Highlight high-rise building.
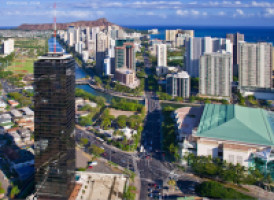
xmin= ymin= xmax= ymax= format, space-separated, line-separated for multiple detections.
xmin=67 ymin=26 xmax=75 ymax=47
xmin=199 ymin=51 xmax=233 ymax=97
xmin=96 ymin=32 xmax=108 ymax=75
xmin=166 ymin=30 xmax=178 ymax=42
xmin=1 ymin=38 xmax=14 ymax=55
xmin=85 ymin=27 xmax=90 ymax=50
xmin=185 ymin=37 xmax=233 ymax=77
xmin=166 ymin=29 xmax=194 ymax=45
xmin=226 ymin=33 xmax=244 ymax=76
xmin=166 ymin=71 xmax=190 ymax=98
xmin=156 ymin=44 xmax=167 ymax=67
xmin=74 ymin=27 xmax=80 ymax=44
xmin=104 ymin=56 xmax=111 ymax=76
xmin=115 ymin=39 xmax=135 ymax=70
xmin=114 ymin=39 xmax=138 ymax=87
xmin=239 ymin=42 xmax=272 ymax=89
xmin=34 ymin=52 xmax=75 ymax=199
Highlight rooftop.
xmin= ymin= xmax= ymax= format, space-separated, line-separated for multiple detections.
xmin=196 ymin=104 xmax=274 ymax=146
xmin=10 ymin=109 xmax=22 ymax=117
xmin=175 ymin=107 xmax=203 ymax=135
xmin=167 ymin=71 xmax=190 ymax=79
xmin=38 ymin=52 xmax=72 ymax=60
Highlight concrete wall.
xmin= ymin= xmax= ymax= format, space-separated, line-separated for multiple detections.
xmin=223 ymin=148 xmax=251 ymax=167
xmin=197 ymin=140 xmax=219 ymax=158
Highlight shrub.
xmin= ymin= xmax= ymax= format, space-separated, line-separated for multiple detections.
xmin=195 ymin=181 xmax=255 ymax=199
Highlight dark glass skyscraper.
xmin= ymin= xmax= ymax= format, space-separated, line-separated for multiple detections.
xmin=34 ymin=52 xmax=75 ymax=199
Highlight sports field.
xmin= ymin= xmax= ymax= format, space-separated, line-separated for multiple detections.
xmin=6 ymin=59 xmax=34 ymax=74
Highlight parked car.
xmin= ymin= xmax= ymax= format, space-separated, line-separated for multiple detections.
xmin=88 ymin=161 xmax=98 ymax=166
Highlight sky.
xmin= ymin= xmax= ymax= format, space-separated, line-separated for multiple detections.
xmin=0 ymin=0 xmax=274 ymax=26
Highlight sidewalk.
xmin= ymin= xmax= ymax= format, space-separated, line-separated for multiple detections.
xmin=242 ymin=185 xmax=274 ymax=200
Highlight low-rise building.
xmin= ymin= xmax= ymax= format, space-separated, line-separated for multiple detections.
xmin=75 ymin=98 xmax=97 ymax=109
xmin=0 ymin=100 xmax=7 ymax=111
xmin=73 ymin=171 xmax=128 ymax=200
xmin=0 ymin=114 xmax=13 ymax=130
xmin=174 ymin=107 xmax=203 ymax=156
xmin=119 ymin=127 xmax=137 ymax=140
xmin=176 ymin=104 xmax=274 ymax=169
xmin=10 ymin=109 xmax=23 ymax=123
xmin=7 ymin=100 xmax=19 ymax=107
xmin=20 ymin=107 xmax=34 ymax=117
xmin=115 ymin=68 xmax=139 ymax=89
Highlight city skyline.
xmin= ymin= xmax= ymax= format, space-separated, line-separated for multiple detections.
xmin=0 ymin=0 xmax=274 ymax=26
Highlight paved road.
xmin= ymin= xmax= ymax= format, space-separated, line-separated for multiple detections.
xmin=75 ymin=49 xmax=200 ymax=199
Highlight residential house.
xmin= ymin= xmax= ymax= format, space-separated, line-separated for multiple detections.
xmin=0 ymin=113 xmax=13 ymax=131
xmin=10 ymin=109 xmax=23 ymax=122
xmin=119 ymin=127 xmax=137 ymax=140
xmin=7 ymin=100 xmax=19 ymax=107
xmin=0 ymin=100 xmax=7 ymax=111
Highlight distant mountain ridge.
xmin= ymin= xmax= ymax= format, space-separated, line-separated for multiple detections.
xmin=17 ymin=18 xmax=120 ymax=30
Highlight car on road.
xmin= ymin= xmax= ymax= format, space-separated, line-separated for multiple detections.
xmin=88 ymin=161 xmax=98 ymax=166
xmin=96 ymin=137 xmax=104 ymax=143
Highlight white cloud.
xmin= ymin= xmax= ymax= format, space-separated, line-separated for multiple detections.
xmin=176 ymin=9 xmax=207 ymax=17
xmin=218 ymin=11 xmax=226 ymax=16
xmin=264 ymin=8 xmax=274 ymax=17
xmin=233 ymin=9 xmax=244 ymax=17
xmin=4 ymin=10 xmax=105 ymax=19
xmin=251 ymin=1 xmax=273 ymax=8
xmin=176 ymin=9 xmax=188 ymax=16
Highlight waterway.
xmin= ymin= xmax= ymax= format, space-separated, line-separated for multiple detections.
xmin=48 ymin=38 xmax=117 ymax=103
xmin=48 ymin=38 xmax=144 ymax=104
xmin=75 ymin=65 xmax=113 ymax=103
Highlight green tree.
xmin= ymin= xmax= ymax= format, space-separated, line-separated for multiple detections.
xmin=116 ymin=115 xmax=127 ymax=128
xmin=94 ymin=76 xmax=102 ymax=86
xmin=90 ymin=145 xmax=104 ymax=156
xmin=79 ymin=114 xmax=93 ymax=126
xmin=204 ymin=99 xmax=211 ymax=104
xmin=123 ymin=185 xmax=136 ymax=200
xmin=191 ymin=77 xmax=199 ymax=90
xmin=195 ymin=181 xmax=255 ymax=200
xmin=174 ymin=96 xmax=183 ymax=102
xmin=80 ymin=138 xmax=89 ymax=146
xmin=101 ymin=118 xmax=111 ymax=129
xmin=189 ymin=96 xmax=195 ymax=103
xmin=10 ymin=185 xmax=20 ymax=199
xmin=127 ymin=115 xmax=142 ymax=129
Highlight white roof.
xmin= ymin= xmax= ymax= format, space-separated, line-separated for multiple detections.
xmin=167 ymin=71 xmax=190 ymax=79
xmin=38 ymin=53 xmax=72 ymax=60
xmin=0 ymin=113 xmax=11 ymax=119
xmin=0 ymin=100 xmax=7 ymax=106
xmin=10 ymin=110 xmax=23 ymax=117
xmin=20 ymin=107 xmax=34 ymax=116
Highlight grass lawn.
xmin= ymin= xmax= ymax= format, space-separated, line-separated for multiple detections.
xmin=7 ymin=59 xmax=34 ymax=74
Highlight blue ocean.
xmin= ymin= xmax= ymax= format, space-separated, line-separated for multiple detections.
xmin=125 ymin=26 xmax=274 ymax=44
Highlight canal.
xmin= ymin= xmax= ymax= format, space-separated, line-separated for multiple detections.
xmin=49 ymin=38 xmax=144 ymax=104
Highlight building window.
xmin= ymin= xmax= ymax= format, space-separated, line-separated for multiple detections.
xmin=236 ymin=156 xmax=243 ymax=165
xmin=228 ymin=155 xmax=234 ymax=163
